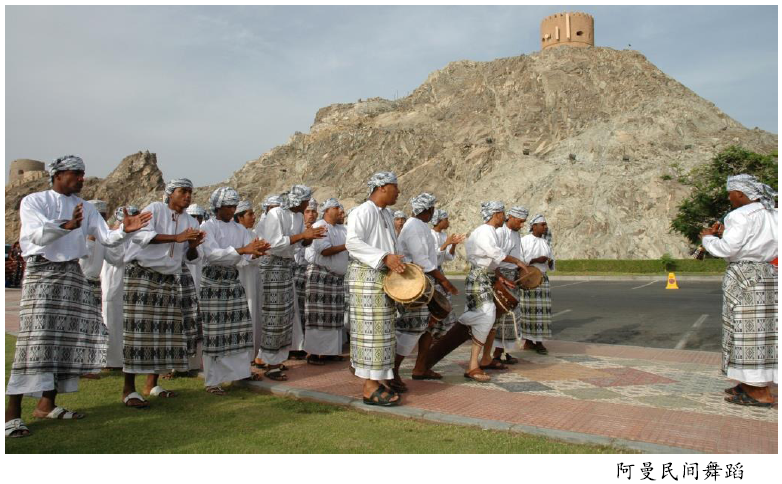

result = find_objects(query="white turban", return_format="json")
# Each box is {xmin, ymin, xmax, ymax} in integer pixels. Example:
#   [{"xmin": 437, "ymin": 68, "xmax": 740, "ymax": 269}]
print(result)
[
  {"xmin": 727, "ymin": 174, "xmax": 777, "ymax": 210},
  {"xmin": 410, "ymin": 192, "xmax": 437, "ymax": 216},
  {"xmin": 48, "ymin": 155, "xmax": 85, "ymax": 185},
  {"xmin": 186, "ymin": 204, "xmax": 206, "ymax": 217},
  {"xmin": 236, "ymin": 200, "xmax": 253, "ymax": 214},
  {"xmin": 480, "ymin": 201, "xmax": 505, "ymax": 222},
  {"xmin": 319, "ymin": 197, "xmax": 342, "ymax": 214},
  {"xmin": 287, "ymin": 185, "xmax": 313, "ymax": 207},
  {"xmin": 164, "ymin": 178, "xmax": 194, "ymax": 203},
  {"xmin": 529, "ymin": 214, "xmax": 546, "ymax": 225},
  {"xmin": 306, "ymin": 198, "xmax": 319, "ymax": 211},
  {"xmin": 367, "ymin": 171, "xmax": 398, "ymax": 196},
  {"xmin": 393, "ymin": 210, "xmax": 407, "ymax": 220},
  {"xmin": 508, "ymin": 206, "xmax": 529, "ymax": 220},
  {"xmin": 262, "ymin": 195, "xmax": 284, "ymax": 211},
  {"xmin": 114, "ymin": 205, "xmax": 139, "ymax": 222},
  {"xmin": 88, "ymin": 199, "xmax": 108, "ymax": 214},
  {"xmin": 209, "ymin": 186, "xmax": 241, "ymax": 210},
  {"xmin": 430, "ymin": 209, "xmax": 449, "ymax": 225}
]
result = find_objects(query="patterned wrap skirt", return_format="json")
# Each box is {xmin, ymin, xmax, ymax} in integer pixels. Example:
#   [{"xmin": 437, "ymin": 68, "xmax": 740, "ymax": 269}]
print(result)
[
  {"xmin": 519, "ymin": 272, "xmax": 552, "ymax": 341},
  {"xmin": 304, "ymin": 264, "xmax": 346, "ymax": 330},
  {"xmin": 346, "ymin": 260, "xmax": 396, "ymax": 376},
  {"xmin": 465, "ymin": 265, "xmax": 495, "ymax": 313},
  {"xmin": 429, "ymin": 266, "xmax": 456, "ymax": 339},
  {"xmin": 200, "ymin": 264, "xmax": 254, "ymax": 357},
  {"xmin": 123, "ymin": 261, "xmax": 198, "ymax": 373},
  {"xmin": 721, "ymin": 261, "xmax": 778, "ymax": 375},
  {"xmin": 259, "ymin": 255, "xmax": 296, "ymax": 352},
  {"xmin": 495, "ymin": 267, "xmax": 522, "ymax": 346},
  {"xmin": 293, "ymin": 263, "xmax": 308, "ymax": 333},
  {"xmin": 11, "ymin": 256, "xmax": 108, "ymax": 377}
]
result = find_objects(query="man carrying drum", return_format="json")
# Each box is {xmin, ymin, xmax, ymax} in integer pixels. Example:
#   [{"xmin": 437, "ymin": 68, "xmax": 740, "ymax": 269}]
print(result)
[
  {"xmin": 492, "ymin": 205, "xmax": 529, "ymax": 366},
  {"xmin": 519, "ymin": 214, "xmax": 555, "ymax": 354},
  {"xmin": 423, "ymin": 201, "xmax": 529, "ymax": 383},
  {"xmin": 345, "ymin": 172, "xmax": 405, "ymax": 406},
  {"xmin": 391, "ymin": 193, "xmax": 459, "ymax": 394}
]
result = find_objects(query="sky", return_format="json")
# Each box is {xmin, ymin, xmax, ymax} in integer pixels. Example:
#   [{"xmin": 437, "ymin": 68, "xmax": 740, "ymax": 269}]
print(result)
[{"xmin": 4, "ymin": 5, "xmax": 778, "ymax": 186}]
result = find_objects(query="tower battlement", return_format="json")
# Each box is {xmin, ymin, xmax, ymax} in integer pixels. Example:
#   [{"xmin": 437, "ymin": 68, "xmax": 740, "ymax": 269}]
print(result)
[{"xmin": 541, "ymin": 12, "xmax": 594, "ymax": 50}]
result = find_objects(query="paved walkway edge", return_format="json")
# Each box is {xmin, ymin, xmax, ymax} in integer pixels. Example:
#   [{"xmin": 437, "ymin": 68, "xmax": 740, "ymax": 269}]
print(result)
[
  {"xmin": 236, "ymin": 379, "xmax": 701, "ymax": 454},
  {"xmin": 446, "ymin": 274, "xmax": 721, "ymax": 281}
]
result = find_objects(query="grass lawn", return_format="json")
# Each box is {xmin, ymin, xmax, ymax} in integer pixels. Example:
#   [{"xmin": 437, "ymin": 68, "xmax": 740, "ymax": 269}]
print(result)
[{"xmin": 5, "ymin": 336, "xmax": 629, "ymax": 454}]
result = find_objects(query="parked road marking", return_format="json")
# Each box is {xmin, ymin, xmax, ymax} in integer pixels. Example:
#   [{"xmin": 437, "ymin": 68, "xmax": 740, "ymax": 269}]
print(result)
[
  {"xmin": 552, "ymin": 281, "xmax": 589, "ymax": 288},
  {"xmin": 631, "ymin": 281, "xmax": 659, "ymax": 290},
  {"xmin": 674, "ymin": 314, "xmax": 709, "ymax": 350},
  {"xmin": 552, "ymin": 309, "xmax": 572, "ymax": 318}
]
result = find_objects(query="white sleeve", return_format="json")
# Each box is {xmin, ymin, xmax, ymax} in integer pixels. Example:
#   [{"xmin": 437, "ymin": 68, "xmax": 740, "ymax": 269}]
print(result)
[
  {"xmin": 477, "ymin": 228, "xmax": 505, "ymax": 265},
  {"xmin": 86, "ymin": 203, "xmax": 128, "ymax": 248},
  {"xmin": 346, "ymin": 209, "xmax": 388, "ymax": 270},
  {"xmin": 130, "ymin": 203, "xmax": 160, "ymax": 247},
  {"xmin": 19, "ymin": 195, "xmax": 72, "ymax": 247},
  {"xmin": 103, "ymin": 242, "xmax": 125, "ymax": 266},
  {"xmin": 308, "ymin": 222, "xmax": 331, "ymax": 262},
  {"xmin": 405, "ymin": 224, "xmax": 436, "ymax": 272},
  {"xmin": 702, "ymin": 211, "xmax": 751, "ymax": 259},
  {"xmin": 265, "ymin": 209, "xmax": 291, "ymax": 250},
  {"xmin": 201, "ymin": 222, "xmax": 243, "ymax": 265}
]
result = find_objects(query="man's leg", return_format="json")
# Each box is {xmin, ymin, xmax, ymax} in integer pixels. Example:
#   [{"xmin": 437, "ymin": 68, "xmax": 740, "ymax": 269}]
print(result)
[
  {"xmin": 739, "ymin": 383, "xmax": 774, "ymax": 403},
  {"xmin": 122, "ymin": 373, "xmax": 148, "ymax": 407},
  {"xmin": 479, "ymin": 329, "xmax": 498, "ymax": 367},
  {"xmin": 362, "ymin": 377, "xmax": 399, "ymax": 403},
  {"xmin": 30, "ymin": 390, "xmax": 58, "ymax": 417},
  {"xmin": 5, "ymin": 394, "xmax": 29, "ymax": 437},
  {"xmin": 391, "ymin": 354, "xmax": 407, "ymax": 392},
  {"xmin": 412, "ymin": 331, "xmax": 434, "ymax": 376}
]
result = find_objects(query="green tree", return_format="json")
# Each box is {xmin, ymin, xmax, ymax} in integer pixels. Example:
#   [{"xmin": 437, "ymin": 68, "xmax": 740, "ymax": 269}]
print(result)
[{"xmin": 671, "ymin": 146, "xmax": 778, "ymax": 245}]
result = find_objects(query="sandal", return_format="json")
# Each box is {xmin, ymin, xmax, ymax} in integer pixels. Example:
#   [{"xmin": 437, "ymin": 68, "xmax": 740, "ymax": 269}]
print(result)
[
  {"xmin": 38, "ymin": 406, "xmax": 85, "ymax": 419},
  {"xmin": 479, "ymin": 358, "xmax": 508, "ymax": 370},
  {"xmin": 5, "ymin": 418, "xmax": 30, "ymax": 438},
  {"xmin": 363, "ymin": 386, "xmax": 400, "ymax": 407},
  {"xmin": 264, "ymin": 368, "xmax": 288, "ymax": 381},
  {"xmin": 535, "ymin": 343, "xmax": 549, "ymax": 355},
  {"xmin": 307, "ymin": 355, "xmax": 326, "ymax": 366},
  {"xmin": 123, "ymin": 392, "xmax": 150, "ymax": 409},
  {"xmin": 244, "ymin": 373, "xmax": 263, "ymax": 381},
  {"xmin": 501, "ymin": 353, "xmax": 519, "ymax": 364},
  {"xmin": 288, "ymin": 350, "xmax": 307, "ymax": 360},
  {"xmin": 412, "ymin": 369, "xmax": 443, "ymax": 380},
  {"xmin": 463, "ymin": 368, "xmax": 491, "ymax": 382},
  {"xmin": 148, "ymin": 386, "xmax": 176, "ymax": 398},
  {"xmin": 325, "ymin": 355, "xmax": 346, "ymax": 362},
  {"xmin": 724, "ymin": 393, "xmax": 773, "ymax": 407},
  {"xmin": 206, "ymin": 386, "xmax": 226, "ymax": 396},
  {"xmin": 724, "ymin": 384, "xmax": 745, "ymax": 396}
]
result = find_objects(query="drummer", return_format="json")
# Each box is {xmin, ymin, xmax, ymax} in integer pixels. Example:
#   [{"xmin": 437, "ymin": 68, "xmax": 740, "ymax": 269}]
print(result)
[
  {"xmin": 424, "ymin": 201, "xmax": 529, "ymax": 383},
  {"xmin": 519, "ymin": 214, "xmax": 555, "ymax": 354},
  {"xmin": 492, "ymin": 205, "xmax": 529, "ymax": 366},
  {"xmin": 429, "ymin": 209, "xmax": 465, "ymax": 340},
  {"xmin": 392, "ymin": 193, "xmax": 459, "ymax": 393}
]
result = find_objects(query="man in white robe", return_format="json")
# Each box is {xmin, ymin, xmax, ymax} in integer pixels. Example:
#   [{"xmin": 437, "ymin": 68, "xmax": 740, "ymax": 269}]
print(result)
[
  {"xmin": 200, "ymin": 189, "xmax": 269, "ymax": 394},
  {"xmin": 290, "ymin": 198, "xmax": 319, "ymax": 359},
  {"xmin": 345, "ymin": 172, "xmax": 406, "ymax": 406},
  {"xmin": 258, "ymin": 186, "xmax": 326, "ymax": 380},
  {"xmin": 392, "ymin": 193, "xmax": 459, "ymax": 393},
  {"xmin": 6, "ymin": 156, "xmax": 151, "ymax": 437},
  {"xmin": 519, "ymin": 214, "xmax": 555, "ymax": 354},
  {"xmin": 393, "ymin": 210, "xmax": 406, "ymax": 236},
  {"xmin": 702, "ymin": 174, "xmax": 777, "ymax": 406},
  {"xmin": 233, "ymin": 200, "xmax": 262, "ymax": 367},
  {"xmin": 423, "ymin": 201, "xmax": 528, "ymax": 383},
  {"xmin": 429, "ymin": 209, "xmax": 466, "ymax": 340}
]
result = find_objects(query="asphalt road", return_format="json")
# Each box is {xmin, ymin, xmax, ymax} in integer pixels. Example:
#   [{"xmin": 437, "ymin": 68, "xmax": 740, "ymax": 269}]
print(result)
[{"xmin": 448, "ymin": 278, "xmax": 723, "ymax": 351}]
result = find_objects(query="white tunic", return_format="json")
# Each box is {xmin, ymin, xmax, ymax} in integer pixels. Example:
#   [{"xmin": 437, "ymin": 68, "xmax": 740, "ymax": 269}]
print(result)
[
  {"xmin": 520, "ymin": 234, "xmax": 555, "ymax": 273},
  {"xmin": 101, "ymin": 240, "xmax": 130, "ymax": 368},
  {"xmin": 464, "ymin": 224, "xmax": 506, "ymax": 270},
  {"xmin": 19, "ymin": 190, "xmax": 128, "ymax": 260},
  {"xmin": 124, "ymin": 202, "xmax": 202, "ymax": 275},
  {"xmin": 496, "ymin": 225, "xmax": 522, "ymax": 271},
  {"xmin": 346, "ymin": 200, "xmax": 398, "ymax": 269},
  {"xmin": 702, "ymin": 202, "xmax": 778, "ymax": 262},
  {"xmin": 264, "ymin": 207, "xmax": 304, "ymax": 259},
  {"xmin": 306, "ymin": 220, "xmax": 349, "ymax": 275},
  {"xmin": 431, "ymin": 229, "xmax": 455, "ymax": 268},
  {"xmin": 398, "ymin": 217, "xmax": 437, "ymax": 273}
]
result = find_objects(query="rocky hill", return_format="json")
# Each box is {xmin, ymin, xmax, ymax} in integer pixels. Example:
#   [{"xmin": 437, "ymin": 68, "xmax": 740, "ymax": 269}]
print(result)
[{"xmin": 6, "ymin": 47, "xmax": 777, "ymax": 260}]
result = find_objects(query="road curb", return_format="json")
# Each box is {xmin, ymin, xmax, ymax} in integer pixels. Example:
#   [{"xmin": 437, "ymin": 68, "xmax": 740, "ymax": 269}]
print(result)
[
  {"xmin": 446, "ymin": 274, "xmax": 722, "ymax": 281},
  {"xmin": 236, "ymin": 379, "xmax": 701, "ymax": 454}
]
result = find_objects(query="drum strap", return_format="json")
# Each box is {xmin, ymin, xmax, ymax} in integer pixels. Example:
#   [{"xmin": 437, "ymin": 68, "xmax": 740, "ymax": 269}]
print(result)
[{"xmin": 490, "ymin": 285, "xmax": 522, "ymax": 349}]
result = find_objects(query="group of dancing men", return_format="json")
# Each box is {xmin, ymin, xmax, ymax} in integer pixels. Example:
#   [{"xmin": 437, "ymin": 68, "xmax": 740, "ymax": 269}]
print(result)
[{"xmin": 5, "ymin": 155, "xmax": 778, "ymax": 438}]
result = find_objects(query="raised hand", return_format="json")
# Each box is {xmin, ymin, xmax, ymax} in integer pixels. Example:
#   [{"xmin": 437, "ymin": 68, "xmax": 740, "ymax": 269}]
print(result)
[
  {"xmin": 61, "ymin": 203, "xmax": 84, "ymax": 230},
  {"xmin": 383, "ymin": 253, "xmax": 406, "ymax": 274},
  {"xmin": 175, "ymin": 227, "xmax": 201, "ymax": 243},
  {"xmin": 122, "ymin": 209, "xmax": 153, "ymax": 233},
  {"xmin": 188, "ymin": 231, "xmax": 206, "ymax": 249},
  {"xmin": 446, "ymin": 233, "xmax": 466, "ymax": 245}
]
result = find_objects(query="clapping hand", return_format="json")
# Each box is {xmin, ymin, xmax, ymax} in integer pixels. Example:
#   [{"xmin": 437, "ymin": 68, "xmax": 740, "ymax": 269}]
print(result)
[
  {"xmin": 61, "ymin": 203, "xmax": 84, "ymax": 230},
  {"xmin": 122, "ymin": 208, "xmax": 153, "ymax": 233},
  {"xmin": 175, "ymin": 227, "xmax": 202, "ymax": 244},
  {"xmin": 303, "ymin": 225, "xmax": 327, "ymax": 241}
]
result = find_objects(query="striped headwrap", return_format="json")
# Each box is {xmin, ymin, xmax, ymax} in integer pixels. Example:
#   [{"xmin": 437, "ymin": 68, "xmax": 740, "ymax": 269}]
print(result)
[
  {"xmin": 367, "ymin": 171, "xmax": 398, "ymax": 196},
  {"xmin": 410, "ymin": 192, "xmax": 437, "ymax": 216},
  {"xmin": 209, "ymin": 186, "xmax": 241, "ymax": 210},
  {"xmin": 48, "ymin": 155, "xmax": 85, "ymax": 185},
  {"xmin": 164, "ymin": 178, "xmax": 193, "ymax": 203},
  {"xmin": 287, "ymin": 185, "xmax": 312, "ymax": 207},
  {"xmin": 480, "ymin": 201, "xmax": 505, "ymax": 222},
  {"xmin": 507, "ymin": 206, "xmax": 529, "ymax": 220},
  {"xmin": 262, "ymin": 195, "xmax": 284, "ymax": 212},
  {"xmin": 430, "ymin": 209, "xmax": 449, "ymax": 226},
  {"xmin": 186, "ymin": 204, "xmax": 206, "ymax": 217},
  {"xmin": 236, "ymin": 200, "xmax": 253, "ymax": 214},
  {"xmin": 529, "ymin": 214, "xmax": 546, "ymax": 226},
  {"xmin": 727, "ymin": 174, "xmax": 777, "ymax": 210},
  {"xmin": 393, "ymin": 210, "xmax": 406, "ymax": 220},
  {"xmin": 319, "ymin": 197, "xmax": 342, "ymax": 215},
  {"xmin": 306, "ymin": 198, "xmax": 319, "ymax": 211}
]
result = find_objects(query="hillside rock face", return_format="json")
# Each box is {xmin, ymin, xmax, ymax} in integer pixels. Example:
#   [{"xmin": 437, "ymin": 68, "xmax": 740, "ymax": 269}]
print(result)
[
  {"xmin": 214, "ymin": 47, "xmax": 776, "ymax": 260},
  {"xmin": 5, "ymin": 151, "xmax": 165, "ymax": 242},
  {"xmin": 7, "ymin": 47, "xmax": 777, "ymax": 261}
]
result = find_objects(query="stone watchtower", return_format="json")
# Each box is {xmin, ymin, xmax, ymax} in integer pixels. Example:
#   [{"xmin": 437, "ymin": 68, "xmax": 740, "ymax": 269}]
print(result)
[
  {"xmin": 8, "ymin": 159, "xmax": 46, "ymax": 184},
  {"xmin": 540, "ymin": 12, "xmax": 594, "ymax": 50}
]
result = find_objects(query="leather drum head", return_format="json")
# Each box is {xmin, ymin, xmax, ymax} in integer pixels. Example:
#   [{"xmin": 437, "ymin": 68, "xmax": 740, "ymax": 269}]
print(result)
[
  {"xmin": 518, "ymin": 266, "xmax": 543, "ymax": 290},
  {"xmin": 383, "ymin": 263, "xmax": 426, "ymax": 303}
]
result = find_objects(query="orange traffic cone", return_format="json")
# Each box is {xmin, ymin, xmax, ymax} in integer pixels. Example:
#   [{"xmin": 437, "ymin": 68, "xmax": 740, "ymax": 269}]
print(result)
[{"xmin": 665, "ymin": 272, "xmax": 679, "ymax": 290}]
